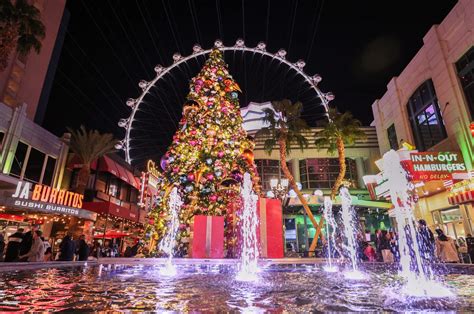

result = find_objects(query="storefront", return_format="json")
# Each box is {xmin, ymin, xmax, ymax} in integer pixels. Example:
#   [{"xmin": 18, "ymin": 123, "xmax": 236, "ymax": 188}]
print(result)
[
  {"xmin": 365, "ymin": 150, "xmax": 474, "ymax": 241},
  {"xmin": 284, "ymin": 194, "xmax": 392, "ymax": 255},
  {"xmin": 0, "ymin": 180, "xmax": 97, "ymax": 247}
]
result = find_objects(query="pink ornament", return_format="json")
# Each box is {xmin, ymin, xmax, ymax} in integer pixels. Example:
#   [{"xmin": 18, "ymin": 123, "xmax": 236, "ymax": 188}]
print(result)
[
  {"xmin": 189, "ymin": 140, "xmax": 197, "ymax": 146},
  {"xmin": 196, "ymin": 79, "xmax": 204, "ymax": 86},
  {"xmin": 207, "ymin": 101, "xmax": 213, "ymax": 107},
  {"xmin": 173, "ymin": 167, "xmax": 179, "ymax": 173},
  {"xmin": 190, "ymin": 130, "xmax": 197, "ymax": 135},
  {"xmin": 221, "ymin": 107, "xmax": 228, "ymax": 114},
  {"xmin": 187, "ymin": 173, "xmax": 195, "ymax": 181},
  {"xmin": 206, "ymin": 173, "xmax": 214, "ymax": 181},
  {"xmin": 217, "ymin": 151, "xmax": 224, "ymax": 158},
  {"xmin": 209, "ymin": 195, "xmax": 217, "ymax": 202}
]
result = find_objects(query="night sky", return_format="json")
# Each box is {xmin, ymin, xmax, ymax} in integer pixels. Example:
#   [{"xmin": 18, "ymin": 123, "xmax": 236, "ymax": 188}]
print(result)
[{"xmin": 43, "ymin": 0, "xmax": 457, "ymax": 167}]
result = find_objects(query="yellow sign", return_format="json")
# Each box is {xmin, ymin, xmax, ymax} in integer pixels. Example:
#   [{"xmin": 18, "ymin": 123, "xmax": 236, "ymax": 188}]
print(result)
[{"xmin": 147, "ymin": 160, "xmax": 160, "ymax": 178}]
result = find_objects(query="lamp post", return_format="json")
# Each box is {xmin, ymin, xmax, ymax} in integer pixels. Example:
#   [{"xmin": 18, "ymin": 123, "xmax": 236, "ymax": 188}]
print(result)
[{"xmin": 269, "ymin": 177, "xmax": 289, "ymax": 200}]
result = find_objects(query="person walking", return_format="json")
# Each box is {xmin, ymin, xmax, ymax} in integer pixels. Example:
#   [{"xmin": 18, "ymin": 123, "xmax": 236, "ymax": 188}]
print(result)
[
  {"xmin": 417, "ymin": 219, "xmax": 435, "ymax": 259},
  {"xmin": 59, "ymin": 233, "xmax": 76, "ymax": 261},
  {"xmin": 381, "ymin": 231, "xmax": 394, "ymax": 263},
  {"xmin": 19, "ymin": 226, "xmax": 39, "ymax": 262},
  {"xmin": 465, "ymin": 233, "xmax": 474, "ymax": 264},
  {"xmin": 77, "ymin": 235, "xmax": 90, "ymax": 261},
  {"xmin": 4, "ymin": 228, "xmax": 24, "ymax": 262},
  {"xmin": 0, "ymin": 231, "xmax": 5, "ymax": 262},
  {"xmin": 435, "ymin": 229, "xmax": 460, "ymax": 263},
  {"xmin": 18, "ymin": 230, "xmax": 45, "ymax": 262}
]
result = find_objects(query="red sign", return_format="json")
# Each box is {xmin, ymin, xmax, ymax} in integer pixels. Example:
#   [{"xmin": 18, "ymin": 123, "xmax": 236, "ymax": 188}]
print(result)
[{"xmin": 408, "ymin": 152, "xmax": 466, "ymax": 181}]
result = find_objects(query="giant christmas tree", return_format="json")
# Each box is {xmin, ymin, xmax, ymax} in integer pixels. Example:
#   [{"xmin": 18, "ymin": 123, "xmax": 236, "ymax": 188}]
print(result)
[{"xmin": 148, "ymin": 49, "xmax": 260, "ymax": 256}]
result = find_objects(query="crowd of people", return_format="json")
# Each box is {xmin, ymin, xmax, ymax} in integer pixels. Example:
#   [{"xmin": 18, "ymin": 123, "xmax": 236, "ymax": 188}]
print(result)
[
  {"xmin": 341, "ymin": 220, "xmax": 474, "ymax": 264},
  {"xmin": 0, "ymin": 227, "xmax": 145, "ymax": 263}
]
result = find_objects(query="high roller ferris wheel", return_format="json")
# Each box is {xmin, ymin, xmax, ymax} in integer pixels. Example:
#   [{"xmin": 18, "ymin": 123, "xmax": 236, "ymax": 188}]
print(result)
[{"xmin": 116, "ymin": 39, "xmax": 335, "ymax": 166}]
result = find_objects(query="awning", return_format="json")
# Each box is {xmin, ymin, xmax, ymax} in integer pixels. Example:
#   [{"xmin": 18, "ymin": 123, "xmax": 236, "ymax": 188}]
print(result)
[
  {"xmin": 83, "ymin": 201, "xmax": 139, "ymax": 222},
  {"xmin": 68, "ymin": 155, "xmax": 139, "ymax": 190},
  {"xmin": 287, "ymin": 195, "xmax": 393, "ymax": 209},
  {"xmin": 448, "ymin": 190, "xmax": 474, "ymax": 205},
  {"xmin": 94, "ymin": 230, "xmax": 131, "ymax": 239}
]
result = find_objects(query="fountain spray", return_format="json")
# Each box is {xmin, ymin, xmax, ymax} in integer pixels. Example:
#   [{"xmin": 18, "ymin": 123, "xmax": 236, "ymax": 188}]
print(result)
[
  {"xmin": 382, "ymin": 150, "xmax": 452, "ymax": 297},
  {"xmin": 340, "ymin": 187, "xmax": 365, "ymax": 280},
  {"xmin": 236, "ymin": 172, "xmax": 259, "ymax": 281},
  {"xmin": 158, "ymin": 187, "xmax": 182, "ymax": 276},
  {"xmin": 323, "ymin": 197, "xmax": 338, "ymax": 272}
]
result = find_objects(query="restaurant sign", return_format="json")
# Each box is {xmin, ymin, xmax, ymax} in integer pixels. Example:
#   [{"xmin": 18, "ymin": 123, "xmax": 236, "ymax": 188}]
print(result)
[
  {"xmin": 409, "ymin": 152, "xmax": 466, "ymax": 181},
  {"xmin": 5, "ymin": 181, "xmax": 97, "ymax": 221}
]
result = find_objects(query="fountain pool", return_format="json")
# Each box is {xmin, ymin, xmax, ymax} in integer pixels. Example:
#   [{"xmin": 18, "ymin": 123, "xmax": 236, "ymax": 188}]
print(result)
[{"xmin": 0, "ymin": 261, "xmax": 472, "ymax": 312}]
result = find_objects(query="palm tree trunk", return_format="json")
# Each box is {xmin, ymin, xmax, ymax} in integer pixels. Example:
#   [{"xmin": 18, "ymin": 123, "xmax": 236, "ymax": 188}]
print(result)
[
  {"xmin": 278, "ymin": 136, "xmax": 319, "ymax": 252},
  {"xmin": 331, "ymin": 137, "xmax": 346, "ymax": 200},
  {"xmin": 76, "ymin": 164, "xmax": 91, "ymax": 195}
]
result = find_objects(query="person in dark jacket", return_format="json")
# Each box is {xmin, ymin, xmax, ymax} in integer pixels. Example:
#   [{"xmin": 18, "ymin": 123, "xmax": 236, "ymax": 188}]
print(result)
[
  {"xmin": 4, "ymin": 228, "xmax": 24, "ymax": 262},
  {"xmin": 77, "ymin": 235, "xmax": 90, "ymax": 261},
  {"xmin": 465, "ymin": 234, "xmax": 474, "ymax": 264},
  {"xmin": 417, "ymin": 219, "xmax": 435, "ymax": 259},
  {"xmin": 19, "ymin": 227, "xmax": 37, "ymax": 261},
  {"xmin": 0, "ymin": 231, "xmax": 5, "ymax": 262},
  {"xmin": 59, "ymin": 233, "xmax": 76, "ymax": 261}
]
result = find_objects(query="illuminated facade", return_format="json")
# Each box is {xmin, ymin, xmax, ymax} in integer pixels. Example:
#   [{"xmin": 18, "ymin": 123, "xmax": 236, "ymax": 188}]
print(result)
[{"xmin": 371, "ymin": 0, "xmax": 474, "ymax": 239}]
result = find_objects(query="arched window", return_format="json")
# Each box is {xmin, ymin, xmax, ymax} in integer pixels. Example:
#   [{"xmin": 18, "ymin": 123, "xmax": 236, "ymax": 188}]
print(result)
[{"xmin": 406, "ymin": 79, "xmax": 447, "ymax": 151}]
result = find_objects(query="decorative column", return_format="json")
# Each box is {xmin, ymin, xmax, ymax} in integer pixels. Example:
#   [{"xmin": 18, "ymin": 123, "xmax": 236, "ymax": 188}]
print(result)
[
  {"xmin": 355, "ymin": 157, "xmax": 366, "ymax": 189},
  {"xmin": 0, "ymin": 103, "xmax": 27, "ymax": 174},
  {"xmin": 291, "ymin": 158, "xmax": 300, "ymax": 183}
]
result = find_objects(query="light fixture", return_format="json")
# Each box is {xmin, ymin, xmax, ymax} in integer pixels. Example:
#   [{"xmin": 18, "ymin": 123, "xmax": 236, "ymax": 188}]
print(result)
[{"xmin": 269, "ymin": 177, "xmax": 289, "ymax": 200}]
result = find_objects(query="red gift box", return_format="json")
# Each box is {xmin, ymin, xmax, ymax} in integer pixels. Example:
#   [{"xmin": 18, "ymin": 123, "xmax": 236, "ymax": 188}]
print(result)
[
  {"xmin": 258, "ymin": 198, "xmax": 284, "ymax": 258},
  {"xmin": 191, "ymin": 215, "xmax": 224, "ymax": 258}
]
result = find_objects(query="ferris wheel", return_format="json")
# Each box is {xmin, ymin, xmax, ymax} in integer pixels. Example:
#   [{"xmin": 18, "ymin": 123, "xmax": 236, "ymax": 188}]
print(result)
[{"xmin": 115, "ymin": 39, "xmax": 334, "ymax": 167}]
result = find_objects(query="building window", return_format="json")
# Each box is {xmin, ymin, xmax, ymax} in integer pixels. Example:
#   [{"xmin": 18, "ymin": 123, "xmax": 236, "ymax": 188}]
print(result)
[
  {"xmin": 299, "ymin": 158, "xmax": 358, "ymax": 189},
  {"xmin": 42, "ymin": 156, "xmax": 56, "ymax": 186},
  {"xmin": 254, "ymin": 159, "xmax": 291, "ymax": 191},
  {"xmin": 407, "ymin": 80, "xmax": 447, "ymax": 151},
  {"xmin": 0, "ymin": 131, "xmax": 4, "ymax": 151},
  {"xmin": 24, "ymin": 148, "xmax": 46, "ymax": 183},
  {"xmin": 10, "ymin": 141, "xmax": 29, "ymax": 178},
  {"xmin": 456, "ymin": 46, "xmax": 474, "ymax": 118},
  {"xmin": 387, "ymin": 124, "xmax": 398, "ymax": 150}
]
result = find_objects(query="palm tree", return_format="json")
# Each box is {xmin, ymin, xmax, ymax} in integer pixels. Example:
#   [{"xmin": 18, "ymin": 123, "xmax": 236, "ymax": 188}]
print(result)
[
  {"xmin": 256, "ymin": 99, "xmax": 321, "ymax": 245},
  {"xmin": 67, "ymin": 126, "xmax": 118, "ymax": 195},
  {"xmin": 314, "ymin": 108, "xmax": 367, "ymax": 200},
  {"xmin": 0, "ymin": 0, "xmax": 45, "ymax": 71}
]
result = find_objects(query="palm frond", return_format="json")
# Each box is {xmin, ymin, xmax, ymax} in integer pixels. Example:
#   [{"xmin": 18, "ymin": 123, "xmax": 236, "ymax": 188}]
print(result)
[{"xmin": 67, "ymin": 125, "xmax": 118, "ymax": 164}]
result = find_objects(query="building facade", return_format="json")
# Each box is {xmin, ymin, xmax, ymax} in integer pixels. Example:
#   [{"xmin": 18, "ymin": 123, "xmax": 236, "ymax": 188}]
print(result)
[
  {"xmin": 247, "ymin": 107, "xmax": 388, "ymax": 253},
  {"xmin": 0, "ymin": 0, "xmax": 68, "ymax": 124},
  {"xmin": 371, "ymin": 0, "xmax": 474, "ymax": 240}
]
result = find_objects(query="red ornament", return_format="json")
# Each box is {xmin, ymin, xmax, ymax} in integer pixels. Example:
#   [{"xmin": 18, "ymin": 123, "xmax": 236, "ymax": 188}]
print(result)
[{"xmin": 187, "ymin": 173, "xmax": 195, "ymax": 181}]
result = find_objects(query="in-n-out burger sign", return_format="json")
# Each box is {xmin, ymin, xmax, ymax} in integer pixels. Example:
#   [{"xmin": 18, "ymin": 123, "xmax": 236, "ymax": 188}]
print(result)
[
  {"xmin": 12, "ymin": 181, "xmax": 84, "ymax": 208},
  {"xmin": 408, "ymin": 152, "xmax": 466, "ymax": 181}
]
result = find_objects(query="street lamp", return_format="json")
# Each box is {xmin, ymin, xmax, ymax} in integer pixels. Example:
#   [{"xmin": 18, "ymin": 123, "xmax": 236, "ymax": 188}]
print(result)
[{"xmin": 269, "ymin": 177, "xmax": 289, "ymax": 200}]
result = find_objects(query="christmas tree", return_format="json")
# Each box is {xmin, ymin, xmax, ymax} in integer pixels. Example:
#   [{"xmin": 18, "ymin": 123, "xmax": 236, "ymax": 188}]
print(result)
[{"xmin": 147, "ymin": 49, "xmax": 260, "ymax": 256}]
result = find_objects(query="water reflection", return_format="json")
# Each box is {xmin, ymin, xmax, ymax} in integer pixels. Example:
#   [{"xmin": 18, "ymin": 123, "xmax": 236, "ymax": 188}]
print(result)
[{"xmin": 0, "ymin": 264, "xmax": 472, "ymax": 312}]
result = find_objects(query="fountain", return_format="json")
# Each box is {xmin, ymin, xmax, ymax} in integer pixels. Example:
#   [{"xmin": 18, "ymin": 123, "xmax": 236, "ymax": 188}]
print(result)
[
  {"xmin": 322, "ymin": 197, "xmax": 338, "ymax": 272},
  {"xmin": 340, "ymin": 187, "xmax": 365, "ymax": 280},
  {"xmin": 236, "ymin": 172, "xmax": 259, "ymax": 281},
  {"xmin": 382, "ymin": 150, "xmax": 453, "ymax": 297},
  {"xmin": 158, "ymin": 187, "xmax": 182, "ymax": 276}
]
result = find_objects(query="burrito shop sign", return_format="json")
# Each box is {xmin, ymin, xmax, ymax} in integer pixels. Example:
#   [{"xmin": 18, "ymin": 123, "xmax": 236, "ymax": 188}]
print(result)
[
  {"xmin": 2, "ymin": 181, "xmax": 96, "ymax": 221},
  {"xmin": 408, "ymin": 152, "xmax": 466, "ymax": 181}
]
